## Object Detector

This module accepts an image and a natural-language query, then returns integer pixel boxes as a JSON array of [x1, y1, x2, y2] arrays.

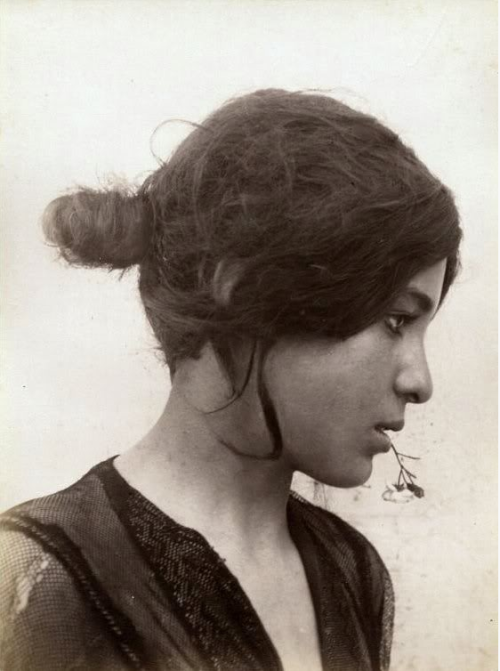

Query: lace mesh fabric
[[0, 529, 137, 671], [0, 459, 394, 671]]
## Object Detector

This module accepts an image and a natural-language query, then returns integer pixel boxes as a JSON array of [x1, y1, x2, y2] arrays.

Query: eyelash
[[384, 313, 416, 336]]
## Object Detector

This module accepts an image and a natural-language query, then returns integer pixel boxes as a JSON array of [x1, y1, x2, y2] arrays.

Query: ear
[[212, 259, 245, 307]]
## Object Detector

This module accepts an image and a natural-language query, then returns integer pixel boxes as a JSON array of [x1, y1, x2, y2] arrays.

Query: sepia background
[[1, 1, 497, 669]]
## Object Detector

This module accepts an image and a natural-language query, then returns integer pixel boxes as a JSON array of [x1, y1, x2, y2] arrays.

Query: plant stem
[[390, 443, 418, 484]]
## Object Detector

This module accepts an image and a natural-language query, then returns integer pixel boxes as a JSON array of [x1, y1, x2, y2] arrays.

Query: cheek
[[270, 359, 336, 410], [269, 362, 354, 443], [265, 330, 391, 428], [273, 368, 390, 455]]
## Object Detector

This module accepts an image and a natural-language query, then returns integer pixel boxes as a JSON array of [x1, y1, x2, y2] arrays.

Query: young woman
[[0, 89, 462, 671]]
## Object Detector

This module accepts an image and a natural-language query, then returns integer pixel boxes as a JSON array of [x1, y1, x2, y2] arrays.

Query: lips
[[375, 420, 405, 433], [373, 421, 404, 453]]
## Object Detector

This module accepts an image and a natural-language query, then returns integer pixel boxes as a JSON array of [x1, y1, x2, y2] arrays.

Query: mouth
[[375, 420, 405, 434], [373, 422, 404, 452], [373, 428, 393, 452]]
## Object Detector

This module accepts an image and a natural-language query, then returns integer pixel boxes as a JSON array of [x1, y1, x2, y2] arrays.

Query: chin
[[310, 460, 373, 489]]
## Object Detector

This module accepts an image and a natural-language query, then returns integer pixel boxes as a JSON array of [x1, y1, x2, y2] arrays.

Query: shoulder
[[0, 526, 123, 670], [0, 524, 85, 620], [0, 461, 138, 670], [289, 492, 393, 599], [289, 493, 395, 670], [290, 492, 384, 551], [3, 459, 116, 527], [0, 462, 117, 589]]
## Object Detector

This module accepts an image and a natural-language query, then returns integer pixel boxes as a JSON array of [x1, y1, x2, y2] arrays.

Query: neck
[[115, 384, 295, 559]]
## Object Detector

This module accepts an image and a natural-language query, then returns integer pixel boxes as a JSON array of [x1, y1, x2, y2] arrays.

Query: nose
[[394, 341, 433, 405]]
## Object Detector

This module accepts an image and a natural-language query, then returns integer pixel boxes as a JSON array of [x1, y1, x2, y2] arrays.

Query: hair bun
[[43, 188, 152, 269]]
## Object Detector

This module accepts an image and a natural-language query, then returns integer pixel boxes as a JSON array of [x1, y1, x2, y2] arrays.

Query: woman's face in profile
[[265, 259, 447, 487]]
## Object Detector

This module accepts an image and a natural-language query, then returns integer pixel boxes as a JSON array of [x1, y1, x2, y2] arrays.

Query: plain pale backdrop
[[1, 1, 497, 669]]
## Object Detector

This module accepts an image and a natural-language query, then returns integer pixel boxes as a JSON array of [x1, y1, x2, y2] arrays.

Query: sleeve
[[0, 528, 128, 671]]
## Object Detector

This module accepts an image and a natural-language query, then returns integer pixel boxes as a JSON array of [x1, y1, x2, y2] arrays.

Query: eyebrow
[[402, 288, 436, 315]]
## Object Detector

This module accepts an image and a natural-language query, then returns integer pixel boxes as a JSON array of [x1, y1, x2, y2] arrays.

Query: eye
[[385, 313, 416, 335]]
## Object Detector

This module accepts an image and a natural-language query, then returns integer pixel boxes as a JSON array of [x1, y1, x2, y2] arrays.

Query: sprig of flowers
[[382, 443, 425, 503]]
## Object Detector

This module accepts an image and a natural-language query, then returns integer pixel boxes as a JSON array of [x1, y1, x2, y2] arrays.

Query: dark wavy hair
[[44, 89, 462, 454]]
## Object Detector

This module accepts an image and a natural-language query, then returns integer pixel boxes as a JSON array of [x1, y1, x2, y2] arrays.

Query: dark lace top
[[0, 458, 394, 671]]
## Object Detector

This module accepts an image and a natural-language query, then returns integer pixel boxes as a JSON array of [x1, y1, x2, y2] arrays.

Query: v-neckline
[[99, 456, 326, 671]]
